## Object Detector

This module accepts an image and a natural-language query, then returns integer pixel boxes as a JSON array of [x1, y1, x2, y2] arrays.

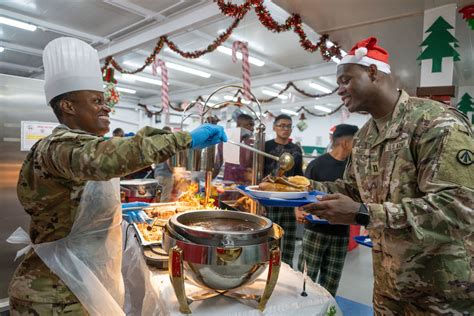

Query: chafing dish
[[162, 210, 283, 313]]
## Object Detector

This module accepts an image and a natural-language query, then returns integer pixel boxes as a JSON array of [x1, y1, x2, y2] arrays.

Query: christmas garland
[[459, 5, 474, 30], [135, 80, 338, 118], [216, 0, 342, 59], [101, 0, 341, 74], [263, 104, 344, 118], [228, 82, 338, 103]]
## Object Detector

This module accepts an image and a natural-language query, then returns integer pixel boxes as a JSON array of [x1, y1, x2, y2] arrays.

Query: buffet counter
[[122, 223, 341, 316]]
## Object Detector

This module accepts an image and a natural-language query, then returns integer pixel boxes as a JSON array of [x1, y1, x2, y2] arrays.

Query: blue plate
[[354, 235, 373, 248], [304, 214, 329, 224], [235, 185, 326, 207]]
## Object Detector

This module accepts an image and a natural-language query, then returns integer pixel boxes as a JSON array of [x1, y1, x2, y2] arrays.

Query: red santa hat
[[339, 37, 391, 74]]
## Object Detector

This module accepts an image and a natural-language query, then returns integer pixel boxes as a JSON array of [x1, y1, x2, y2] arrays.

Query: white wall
[[266, 111, 369, 148]]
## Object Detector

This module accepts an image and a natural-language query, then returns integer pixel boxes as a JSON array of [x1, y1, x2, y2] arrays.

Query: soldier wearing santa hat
[[8, 37, 227, 315], [301, 37, 473, 314]]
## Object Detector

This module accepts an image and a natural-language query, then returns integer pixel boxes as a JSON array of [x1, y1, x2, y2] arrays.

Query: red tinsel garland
[[216, 0, 342, 60], [102, 0, 341, 74]]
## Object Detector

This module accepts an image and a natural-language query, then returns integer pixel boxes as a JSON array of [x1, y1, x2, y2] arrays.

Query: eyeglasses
[[275, 124, 293, 130]]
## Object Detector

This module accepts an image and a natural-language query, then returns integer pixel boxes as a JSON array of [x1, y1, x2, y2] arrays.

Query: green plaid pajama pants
[[265, 206, 296, 265], [297, 229, 349, 297]]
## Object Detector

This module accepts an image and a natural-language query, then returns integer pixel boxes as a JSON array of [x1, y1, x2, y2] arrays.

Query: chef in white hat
[[8, 37, 227, 315]]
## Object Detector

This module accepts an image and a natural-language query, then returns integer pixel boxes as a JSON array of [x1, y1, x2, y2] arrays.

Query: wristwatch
[[355, 203, 370, 226]]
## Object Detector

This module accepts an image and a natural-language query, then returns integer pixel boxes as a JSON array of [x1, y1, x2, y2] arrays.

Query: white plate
[[246, 185, 309, 200]]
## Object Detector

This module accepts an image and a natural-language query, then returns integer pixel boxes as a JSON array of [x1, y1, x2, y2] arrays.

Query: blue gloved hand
[[122, 202, 152, 224], [190, 124, 228, 149]]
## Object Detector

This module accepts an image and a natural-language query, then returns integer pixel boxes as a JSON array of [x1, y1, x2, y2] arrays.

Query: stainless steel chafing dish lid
[[168, 210, 273, 247]]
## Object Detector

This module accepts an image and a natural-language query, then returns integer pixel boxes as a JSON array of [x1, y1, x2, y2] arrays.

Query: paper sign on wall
[[223, 128, 241, 165], [21, 121, 59, 151]]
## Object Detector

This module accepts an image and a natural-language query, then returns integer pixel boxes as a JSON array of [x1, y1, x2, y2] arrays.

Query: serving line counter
[[121, 223, 341, 316]]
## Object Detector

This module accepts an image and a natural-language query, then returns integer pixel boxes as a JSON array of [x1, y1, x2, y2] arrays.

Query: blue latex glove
[[122, 202, 152, 224], [190, 124, 228, 149]]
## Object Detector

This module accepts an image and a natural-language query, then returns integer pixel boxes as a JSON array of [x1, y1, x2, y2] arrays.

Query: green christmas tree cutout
[[417, 16, 460, 72], [457, 93, 474, 124]]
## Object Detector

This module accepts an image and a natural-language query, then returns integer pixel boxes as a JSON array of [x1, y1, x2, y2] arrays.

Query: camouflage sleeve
[[46, 126, 192, 181], [368, 116, 474, 240], [310, 155, 362, 202]]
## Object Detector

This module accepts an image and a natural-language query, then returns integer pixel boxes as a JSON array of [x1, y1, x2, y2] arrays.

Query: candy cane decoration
[[152, 57, 169, 113], [232, 41, 252, 101]]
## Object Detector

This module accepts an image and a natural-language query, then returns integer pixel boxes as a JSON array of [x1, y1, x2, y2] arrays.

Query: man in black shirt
[[295, 124, 358, 296], [264, 114, 303, 265]]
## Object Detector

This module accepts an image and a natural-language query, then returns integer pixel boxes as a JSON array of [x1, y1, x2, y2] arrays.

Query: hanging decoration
[[101, 0, 341, 76], [459, 5, 474, 30], [134, 80, 338, 120], [232, 41, 252, 101], [102, 68, 120, 110], [417, 16, 460, 73], [296, 112, 308, 131], [263, 104, 346, 118], [152, 57, 170, 124]]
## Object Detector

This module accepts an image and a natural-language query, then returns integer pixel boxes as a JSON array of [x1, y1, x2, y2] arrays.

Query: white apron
[[8, 178, 125, 316]]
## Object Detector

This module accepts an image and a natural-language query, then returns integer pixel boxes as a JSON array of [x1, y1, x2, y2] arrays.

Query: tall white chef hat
[[43, 37, 104, 103]]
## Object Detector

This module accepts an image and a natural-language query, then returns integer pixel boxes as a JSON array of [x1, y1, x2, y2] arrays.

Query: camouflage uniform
[[9, 125, 191, 311], [312, 91, 473, 315]]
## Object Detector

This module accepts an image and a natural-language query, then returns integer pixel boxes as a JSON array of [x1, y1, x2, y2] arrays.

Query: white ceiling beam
[[103, 0, 157, 18], [0, 9, 109, 44], [0, 42, 43, 56], [142, 62, 337, 104], [97, 2, 221, 59], [0, 61, 42, 73]]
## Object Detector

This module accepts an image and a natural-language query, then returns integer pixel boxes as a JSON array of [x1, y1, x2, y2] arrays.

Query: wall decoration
[[417, 16, 460, 73], [457, 92, 474, 124]]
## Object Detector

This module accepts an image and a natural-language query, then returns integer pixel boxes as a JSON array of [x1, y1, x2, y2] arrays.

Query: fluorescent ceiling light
[[261, 89, 288, 100], [119, 74, 162, 86], [308, 82, 332, 94], [223, 95, 251, 104], [216, 46, 265, 67], [272, 83, 286, 89], [166, 62, 211, 78], [280, 109, 298, 115], [319, 76, 337, 86], [123, 60, 210, 78], [0, 16, 37, 31], [0, 47, 4, 53], [116, 87, 136, 94], [314, 105, 332, 113], [123, 61, 152, 73]]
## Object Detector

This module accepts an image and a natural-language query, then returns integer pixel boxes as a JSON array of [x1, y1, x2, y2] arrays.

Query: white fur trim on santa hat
[[338, 54, 391, 74], [355, 47, 368, 59]]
